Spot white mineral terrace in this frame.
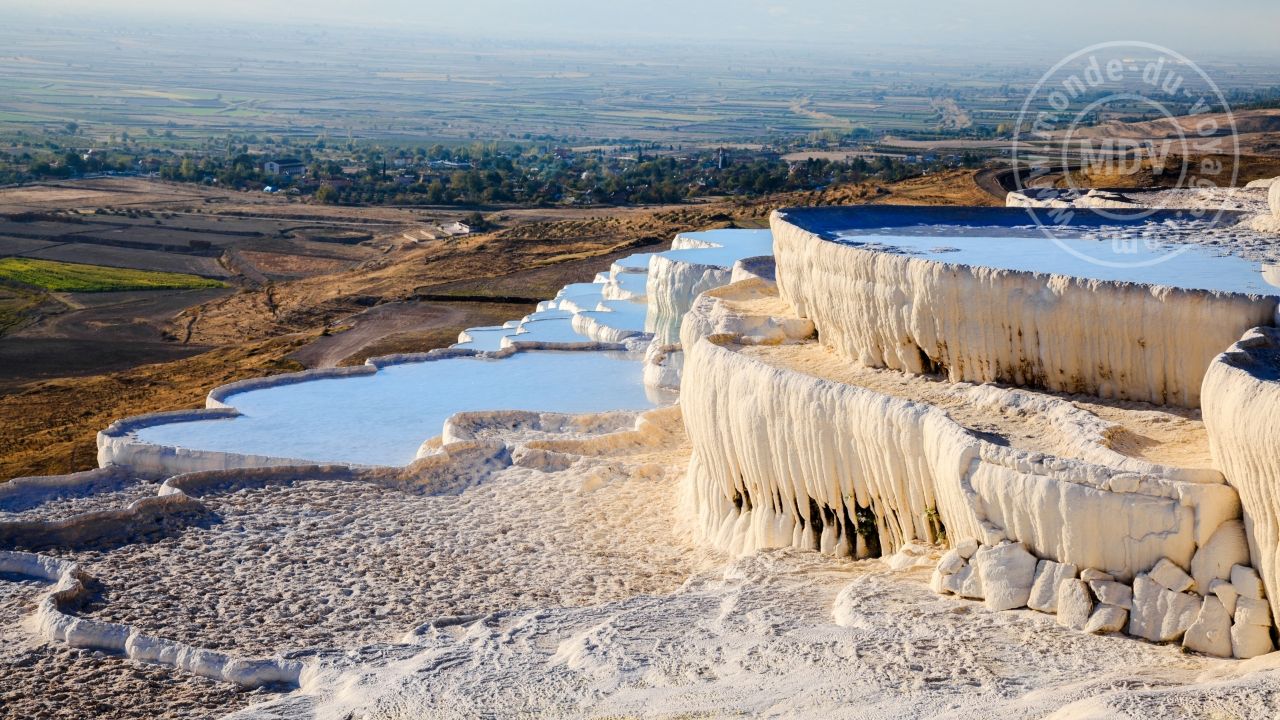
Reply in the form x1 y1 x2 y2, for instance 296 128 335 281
7 196 1280 718
773 206 1279 407
95 229 771 473
124 350 666 468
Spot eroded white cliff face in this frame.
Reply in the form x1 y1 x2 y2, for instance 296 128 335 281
682 338 979 559
1203 326 1280 626
644 230 773 346
771 210 1277 407
645 254 735 346
680 337 1237 577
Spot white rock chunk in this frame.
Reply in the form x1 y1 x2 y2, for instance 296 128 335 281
886 542 931 570
1209 578 1239 617
1231 564 1266 599
1235 595 1273 628
1028 559 1077 614
1129 575 1200 642
955 538 980 559
1084 605 1128 635
949 564 984 600
930 568 947 595
937 550 966 576
1149 558 1195 594
1191 521 1250 593
1270 180 1280 218
1182 596 1233 658
1057 579 1094 631
973 542 1038 611
1080 569 1114 583
960 567 985 600
1232 621 1275 659
1088 580 1133 610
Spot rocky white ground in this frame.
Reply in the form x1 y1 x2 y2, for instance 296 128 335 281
63 454 714 657
0 478 163 523
0 573 266 719
4 407 1277 719
233 549 1280 719
1008 185 1280 264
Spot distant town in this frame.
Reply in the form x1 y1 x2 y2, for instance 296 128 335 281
0 130 987 207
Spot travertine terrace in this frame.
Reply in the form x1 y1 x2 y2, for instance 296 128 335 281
6 183 1280 717
676 198 1280 661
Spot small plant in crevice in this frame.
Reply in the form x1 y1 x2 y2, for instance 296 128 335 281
925 507 947 546
855 505 881 558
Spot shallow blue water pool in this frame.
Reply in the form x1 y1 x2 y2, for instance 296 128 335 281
137 351 668 466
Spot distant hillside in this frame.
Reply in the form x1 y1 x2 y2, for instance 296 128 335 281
1041 108 1280 161
1062 109 1280 139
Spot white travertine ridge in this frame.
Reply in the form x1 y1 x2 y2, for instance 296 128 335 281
678 223 1274 657
1271 181 1280 218
1203 327 1280 627
642 255 785 390
682 338 981 558
646 252 734 345
0 549 306 688
771 210 1276 407
680 336 1237 576
644 229 773 345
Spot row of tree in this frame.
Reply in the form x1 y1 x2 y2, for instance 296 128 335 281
1 131 980 206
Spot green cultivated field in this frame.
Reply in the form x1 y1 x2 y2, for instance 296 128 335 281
0 258 227 293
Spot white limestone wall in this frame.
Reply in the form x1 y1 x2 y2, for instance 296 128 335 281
642 256 782 390
771 211 1277 407
645 253 735 346
644 231 773 346
682 339 982 558
641 342 683 391
1203 327 1280 625
96 408 321 475
570 307 649 344
681 338 1239 579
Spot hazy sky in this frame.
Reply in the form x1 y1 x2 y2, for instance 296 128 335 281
10 0 1280 58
